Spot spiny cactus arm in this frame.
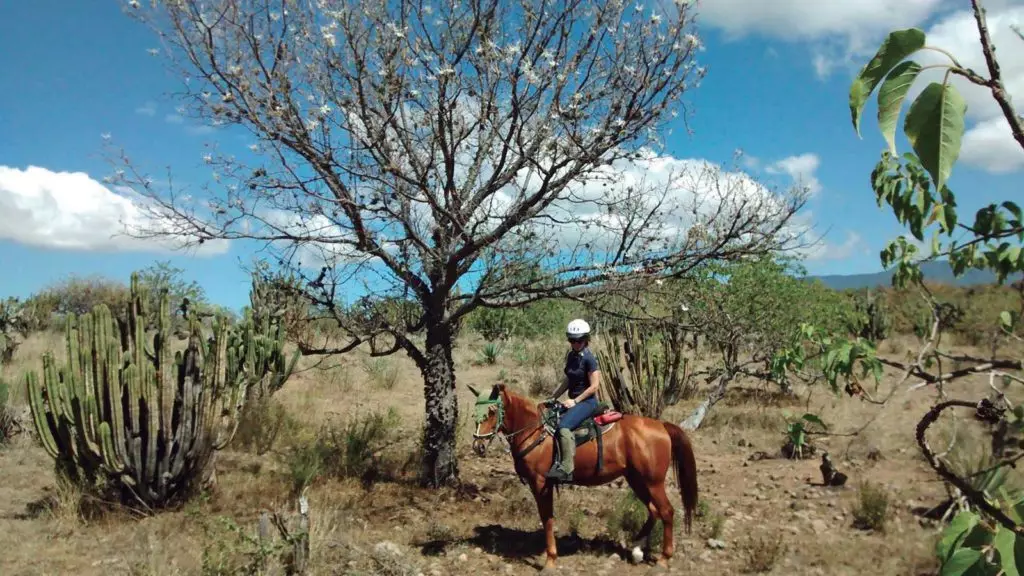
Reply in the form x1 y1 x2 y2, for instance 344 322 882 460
151 287 178 493
26 369 61 459
139 362 161 497
97 423 125 473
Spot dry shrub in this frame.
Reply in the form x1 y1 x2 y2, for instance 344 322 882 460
283 407 407 494
741 532 786 573
233 396 299 456
852 480 891 532
603 491 664 550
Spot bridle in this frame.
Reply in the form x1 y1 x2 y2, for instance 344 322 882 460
472 393 546 456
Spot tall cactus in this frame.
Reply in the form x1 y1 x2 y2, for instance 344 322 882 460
24 272 299 508
596 321 691 419
852 288 891 342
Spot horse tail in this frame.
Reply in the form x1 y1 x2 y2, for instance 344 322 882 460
663 421 698 535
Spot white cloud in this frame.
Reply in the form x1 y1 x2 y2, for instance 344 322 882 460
135 101 157 116
695 0 943 41
697 0 1024 173
912 7 1024 173
765 153 822 195
960 116 1024 173
694 0 944 76
0 165 229 255
804 230 866 261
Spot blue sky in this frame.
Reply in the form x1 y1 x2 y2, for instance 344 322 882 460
0 0 1021 311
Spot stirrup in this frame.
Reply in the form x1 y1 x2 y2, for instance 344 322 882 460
546 464 573 482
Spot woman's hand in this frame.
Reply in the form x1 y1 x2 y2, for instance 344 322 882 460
564 398 576 409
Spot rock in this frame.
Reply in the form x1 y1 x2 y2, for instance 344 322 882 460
706 538 726 549
458 553 468 562
631 546 645 564
699 551 713 562
811 519 828 532
374 541 404 557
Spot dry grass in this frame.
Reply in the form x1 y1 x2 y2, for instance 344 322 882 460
0 331 1019 575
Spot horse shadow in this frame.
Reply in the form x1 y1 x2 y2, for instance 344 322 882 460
419 524 630 569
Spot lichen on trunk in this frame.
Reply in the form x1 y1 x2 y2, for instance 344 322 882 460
417 322 459 488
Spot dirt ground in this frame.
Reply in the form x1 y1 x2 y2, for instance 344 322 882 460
0 331 1005 575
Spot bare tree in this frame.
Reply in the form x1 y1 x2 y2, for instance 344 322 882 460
110 0 807 487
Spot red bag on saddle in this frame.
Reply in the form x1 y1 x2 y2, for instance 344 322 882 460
593 410 623 426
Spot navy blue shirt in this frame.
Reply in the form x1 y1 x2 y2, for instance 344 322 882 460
564 347 599 398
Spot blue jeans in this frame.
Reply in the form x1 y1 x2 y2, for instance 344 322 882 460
558 396 598 431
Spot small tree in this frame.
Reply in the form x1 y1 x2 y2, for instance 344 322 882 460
777 1 1024 571
669 255 856 430
111 0 807 486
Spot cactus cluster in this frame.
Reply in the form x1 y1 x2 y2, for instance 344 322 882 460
851 288 891 342
25 272 299 508
596 322 691 419
0 297 29 365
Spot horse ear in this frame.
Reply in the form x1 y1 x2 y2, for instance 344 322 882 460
466 384 481 397
489 384 502 399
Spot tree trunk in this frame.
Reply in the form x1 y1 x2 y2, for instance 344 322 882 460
679 374 731 432
418 321 459 488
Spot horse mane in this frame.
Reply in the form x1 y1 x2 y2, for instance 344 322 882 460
500 386 542 427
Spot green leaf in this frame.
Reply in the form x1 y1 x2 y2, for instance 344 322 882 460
938 511 981 561
993 525 1020 576
1002 311 1014 330
940 548 983 576
904 81 968 193
850 28 927 136
878 61 924 153
801 413 828 429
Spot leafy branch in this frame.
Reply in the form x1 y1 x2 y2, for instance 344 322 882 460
785 0 1024 572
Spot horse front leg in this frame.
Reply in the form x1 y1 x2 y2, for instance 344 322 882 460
532 484 557 570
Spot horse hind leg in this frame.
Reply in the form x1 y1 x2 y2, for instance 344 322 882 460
648 481 677 568
624 474 657 560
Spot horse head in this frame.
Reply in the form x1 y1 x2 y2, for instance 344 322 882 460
469 383 509 456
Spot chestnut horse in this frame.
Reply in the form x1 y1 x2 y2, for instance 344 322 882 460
468 383 698 571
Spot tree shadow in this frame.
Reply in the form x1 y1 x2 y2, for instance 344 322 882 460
419 523 629 570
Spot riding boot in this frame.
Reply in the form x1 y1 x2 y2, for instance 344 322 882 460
544 428 576 482
558 428 576 480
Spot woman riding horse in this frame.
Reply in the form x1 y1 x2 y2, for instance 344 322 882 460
545 318 601 482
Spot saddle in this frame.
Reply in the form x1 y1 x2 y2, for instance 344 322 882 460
541 401 623 475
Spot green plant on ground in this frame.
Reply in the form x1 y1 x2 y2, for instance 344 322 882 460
476 342 504 366
781 412 828 460
24 272 299 510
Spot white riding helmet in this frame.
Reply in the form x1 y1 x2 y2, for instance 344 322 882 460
566 318 591 341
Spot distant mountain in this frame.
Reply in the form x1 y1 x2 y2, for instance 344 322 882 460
808 260 1023 291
